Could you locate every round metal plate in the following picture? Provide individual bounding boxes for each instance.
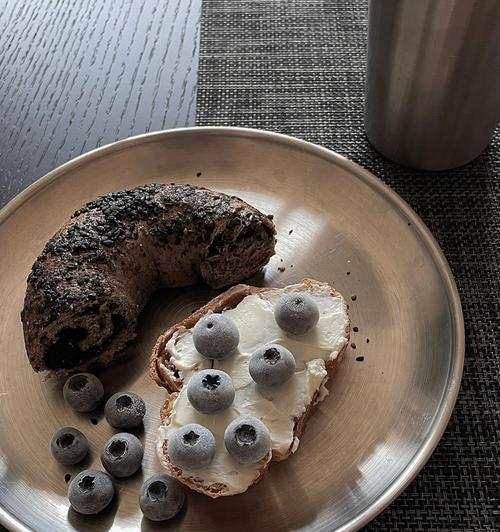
[0,127,464,531]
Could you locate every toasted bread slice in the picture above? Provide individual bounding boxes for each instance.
[150,279,350,497]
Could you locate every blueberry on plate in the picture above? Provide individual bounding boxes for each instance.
[192,313,239,359]
[224,416,271,464]
[50,427,89,465]
[139,474,186,521]
[68,469,114,515]
[187,369,235,414]
[104,392,146,429]
[168,423,216,470]
[63,373,104,412]
[249,343,296,386]
[274,293,319,335]
[100,432,143,478]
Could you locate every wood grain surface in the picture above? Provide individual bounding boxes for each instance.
[0,0,201,207]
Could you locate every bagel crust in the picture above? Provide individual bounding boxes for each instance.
[22,184,276,372]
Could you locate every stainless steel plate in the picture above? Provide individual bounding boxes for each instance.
[0,127,464,531]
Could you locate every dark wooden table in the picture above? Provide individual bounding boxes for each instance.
[0,5,199,525]
[0,0,201,208]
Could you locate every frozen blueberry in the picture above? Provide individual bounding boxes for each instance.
[187,369,235,414]
[63,373,104,412]
[274,293,319,335]
[192,313,239,359]
[224,416,271,464]
[139,474,185,521]
[249,343,296,386]
[100,432,143,478]
[50,427,89,465]
[168,423,216,470]
[68,469,114,515]
[104,392,145,429]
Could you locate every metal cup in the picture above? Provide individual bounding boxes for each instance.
[365,0,500,170]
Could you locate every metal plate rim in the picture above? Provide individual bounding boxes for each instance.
[0,126,465,532]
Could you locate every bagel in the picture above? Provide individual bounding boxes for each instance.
[22,184,276,372]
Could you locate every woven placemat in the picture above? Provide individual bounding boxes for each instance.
[196,0,499,529]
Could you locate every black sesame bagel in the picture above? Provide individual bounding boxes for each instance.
[22,184,276,372]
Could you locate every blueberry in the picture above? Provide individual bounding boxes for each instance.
[187,369,235,414]
[50,427,89,465]
[100,432,143,478]
[249,343,296,386]
[168,423,216,470]
[192,314,239,359]
[63,373,104,412]
[68,469,114,515]
[224,416,271,464]
[104,392,146,429]
[274,293,319,335]
[139,474,186,521]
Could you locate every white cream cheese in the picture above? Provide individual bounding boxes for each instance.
[157,284,349,495]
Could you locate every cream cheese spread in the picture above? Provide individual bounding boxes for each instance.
[157,284,349,495]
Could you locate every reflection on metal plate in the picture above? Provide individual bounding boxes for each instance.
[0,128,464,531]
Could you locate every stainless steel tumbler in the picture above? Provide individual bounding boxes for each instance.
[365,0,500,170]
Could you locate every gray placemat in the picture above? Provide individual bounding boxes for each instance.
[196,0,499,529]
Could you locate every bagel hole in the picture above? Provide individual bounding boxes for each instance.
[202,374,220,390]
[148,481,167,500]
[183,431,200,446]
[109,439,127,458]
[79,475,95,493]
[235,425,256,446]
[116,395,132,410]
[57,434,75,448]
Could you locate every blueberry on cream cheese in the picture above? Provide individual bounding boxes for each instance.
[249,343,296,386]
[168,423,216,470]
[274,293,319,335]
[187,369,235,414]
[192,313,239,359]
[224,416,271,464]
